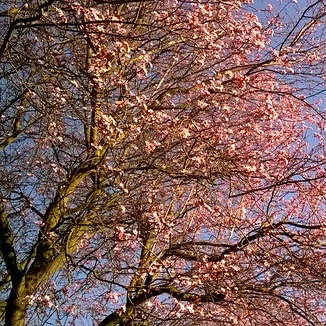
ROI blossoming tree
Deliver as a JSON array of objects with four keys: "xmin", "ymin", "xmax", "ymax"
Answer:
[{"xmin": 1, "ymin": 0, "xmax": 326, "ymax": 325}]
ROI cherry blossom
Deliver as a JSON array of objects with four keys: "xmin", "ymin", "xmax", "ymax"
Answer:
[{"xmin": 0, "ymin": 0, "xmax": 326, "ymax": 325}]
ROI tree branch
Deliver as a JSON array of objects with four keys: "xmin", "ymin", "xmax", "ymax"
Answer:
[
  {"xmin": 0, "ymin": 0, "xmax": 57, "ymax": 58},
  {"xmin": 0, "ymin": 199, "xmax": 21, "ymax": 281}
]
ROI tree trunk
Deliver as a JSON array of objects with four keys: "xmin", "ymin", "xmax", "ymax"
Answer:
[{"xmin": 4, "ymin": 280, "xmax": 27, "ymax": 326}]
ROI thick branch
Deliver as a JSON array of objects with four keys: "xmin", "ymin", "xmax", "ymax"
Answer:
[
  {"xmin": 0, "ymin": 200, "xmax": 21, "ymax": 280},
  {"xmin": 157, "ymin": 285, "xmax": 225, "ymax": 303},
  {"xmin": 99, "ymin": 284, "xmax": 224, "ymax": 326},
  {"xmin": 0, "ymin": 89, "xmax": 28, "ymax": 151},
  {"xmin": 24, "ymin": 185, "xmax": 104, "ymax": 295}
]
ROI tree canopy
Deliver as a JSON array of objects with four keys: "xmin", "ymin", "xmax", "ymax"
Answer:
[{"xmin": 1, "ymin": 0, "xmax": 326, "ymax": 325}]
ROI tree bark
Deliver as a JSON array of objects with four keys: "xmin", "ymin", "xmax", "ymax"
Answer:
[{"xmin": 4, "ymin": 280, "xmax": 27, "ymax": 326}]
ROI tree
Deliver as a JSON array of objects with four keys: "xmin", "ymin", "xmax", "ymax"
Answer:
[{"xmin": 1, "ymin": 0, "xmax": 326, "ymax": 324}]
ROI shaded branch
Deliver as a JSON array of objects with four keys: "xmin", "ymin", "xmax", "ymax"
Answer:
[
  {"xmin": 0, "ymin": 199, "xmax": 21, "ymax": 280},
  {"xmin": 99, "ymin": 284, "xmax": 225, "ymax": 326},
  {"xmin": 229, "ymin": 172, "xmax": 326, "ymax": 197},
  {"xmin": 0, "ymin": 0, "xmax": 57, "ymax": 58},
  {"xmin": 0, "ymin": 89, "xmax": 28, "ymax": 150},
  {"xmin": 167, "ymin": 221, "xmax": 324, "ymax": 262}
]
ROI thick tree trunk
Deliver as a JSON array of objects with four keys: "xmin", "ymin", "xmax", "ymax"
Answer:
[{"xmin": 4, "ymin": 280, "xmax": 27, "ymax": 326}]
